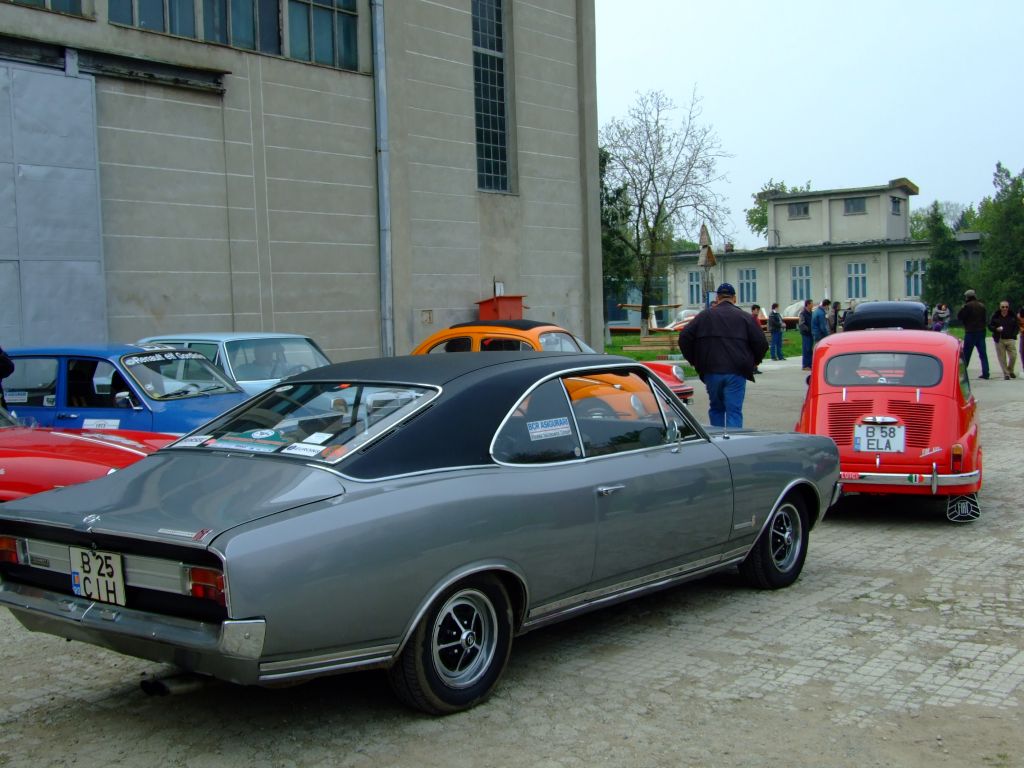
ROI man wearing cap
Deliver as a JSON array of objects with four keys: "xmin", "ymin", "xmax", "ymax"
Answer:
[
  {"xmin": 957, "ymin": 289, "xmax": 990, "ymax": 380},
  {"xmin": 678, "ymin": 282, "xmax": 768, "ymax": 429}
]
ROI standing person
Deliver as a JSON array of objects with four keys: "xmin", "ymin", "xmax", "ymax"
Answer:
[
  {"xmin": 798, "ymin": 299, "xmax": 814, "ymax": 370},
  {"xmin": 828, "ymin": 301, "xmax": 842, "ymax": 334},
  {"xmin": 931, "ymin": 302, "xmax": 951, "ymax": 332},
  {"xmin": 767, "ymin": 302, "xmax": 784, "ymax": 361},
  {"xmin": 750, "ymin": 304, "xmax": 765, "ymax": 374},
  {"xmin": 988, "ymin": 299, "xmax": 1018, "ymax": 379},
  {"xmin": 1018, "ymin": 306, "xmax": 1024, "ymax": 368},
  {"xmin": 0, "ymin": 344, "xmax": 13, "ymax": 411},
  {"xmin": 957, "ymin": 289, "xmax": 990, "ymax": 380},
  {"xmin": 678, "ymin": 283, "xmax": 768, "ymax": 429},
  {"xmin": 811, "ymin": 299, "xmax": 832, "ymax": 346}
]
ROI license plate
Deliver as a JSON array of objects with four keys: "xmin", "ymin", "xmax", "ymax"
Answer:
[
  {"xmin": 853, "ymin": 424, "xmax": 905, "ymax": 453},
  {"xmin": 69, "ymin": 547, "xmax": 127, "ymax": 606}
]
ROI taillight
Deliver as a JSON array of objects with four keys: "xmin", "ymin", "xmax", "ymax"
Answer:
[
  {"xmin": 0, "ymin": 535, "xmax": 26, "ymax": 565},
  {"xmin": 951, "ymin": 444, "xmax": 964, "ymax": 473},
  {"xmin": 187, "ymin": 566, "xmax": 226, "ymax": 605}
]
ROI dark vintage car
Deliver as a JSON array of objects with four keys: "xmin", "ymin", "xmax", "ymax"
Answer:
[
  {"xmin": 795, "ymin": 306, "xmax": 981, "ymax": 522},
  {"xmin": 0, "ymin": 353, "xmax": 839, "ymax": 713},
  {"xmin": 0, "ymin": 407, "xmax": 174, "ymax": 501}
]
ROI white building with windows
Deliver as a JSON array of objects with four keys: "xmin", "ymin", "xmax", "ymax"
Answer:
[
  {"xmin": 0, "ymin": 0, "xmax": 602, "ymax": 357},
  {"xmin": 668, "ymin": 178, "xmax": 931, "ymax": 312}
]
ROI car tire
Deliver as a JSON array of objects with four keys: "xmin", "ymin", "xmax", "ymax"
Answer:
[
  {"xmin": 740, "ymin": 497, "xmax": 808, "ymax": 590},
  {"xmin": 388, "ymin": 575, "xmax": 513, "ymax": 715}
]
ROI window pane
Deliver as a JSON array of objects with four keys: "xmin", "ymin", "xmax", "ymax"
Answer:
[
  {"xmin": 258, "ymin": 0, "xmax": 280, "ymax": 53},
  {"xmin": 12, "ymin": 0, "xmax": 46, "ymax": 8},
  {"xmin": 289, "ymin": 1, "xmax": 311, "ymax": 60},
  {"xmin": 231, "ymin": 0, "xmax": 256, "ymax": 49},
  {"xmin": 204, "ymin": 0, "xmax": 228, "ymax": 42},
  {"xmin": 337, "ymin": 0, "xmax": 355, "ymax": 8},
  {"xmin": 313, "ymin": 5, "xmax": 334, "ymax": 64},
  {"xmin": 493, "ymin": 379, "xmax": 579, "ymax": 464},
  {"xmin": 109, "ymin": 0, "xmax": 133, "ymax": 23},
  {"xmin": 3, "ymin": 358, "xmax": 58, "ymax": 407},
  {"xmin": 169, "ymin": 0, "xmax": 196, "ymax": 37},
  {"xmin": 138, "ymin": 0, "xmax": 165, "ymax": 30},
  {"xmin": 51, "ymin": 0, "xmax": 84, "ymax": 13},
  {"xmin": 337, "ymin": 11, "xmax": 357, "ymax": 69}
]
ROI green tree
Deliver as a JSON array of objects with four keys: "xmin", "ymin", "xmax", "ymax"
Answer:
[
  {"xmin": 744, "ymin": 179, "xmax": 811, "ymax": 239},
  {"xmin": 977, "ymin": 163, "xmax": 1024, "ymax": 305},
  {"xmin": 599, "ymin": 147, "xmax": 633, "ymax": 285},
  {"xmin": 911, "ymin": 201, "xmax": 967, "ymax": 240},
  {"xmin": 921, "ymin": 202, "xmax": 962, "ymax": 310},
  {"xmin": 909, "ymin": 209, "xmax": 928, "ymax": 240},
  {"xmin": 601, "ymin": 89, "xmax": 730, "ymax": 328}
]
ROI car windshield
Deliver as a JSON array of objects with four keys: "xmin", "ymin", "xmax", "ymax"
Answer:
[
  {"xmin": 825, "ymin": 352, "xmax": 942, "ymax": 387},
  {"xmin": 121, "ymin": 351, "xmax": 240, "ymax": 400},
  {"xmin": 170, "ymin": 381, "xmax": 438, "ymax": 463},
  {"xmin": 226, "ymin": 338, "xmax": 330, "ymax": 381}
]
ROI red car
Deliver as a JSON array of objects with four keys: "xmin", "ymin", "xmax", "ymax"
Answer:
[
  {"xmin": 795, "ymin": 323, "xmax": 981, "ymax": 522},
  {"xmin": 412, "ymin": 320, "xmax": 694, "ymax": 402},
  {"xmin": 0, "ymin": 408, "xmax": 174, "ymax": 501}
]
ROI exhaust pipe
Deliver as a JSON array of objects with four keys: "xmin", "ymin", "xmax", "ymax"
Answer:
[{"xmin": 140, "ymin": 673, "xmax": 207, "ymax": 697}]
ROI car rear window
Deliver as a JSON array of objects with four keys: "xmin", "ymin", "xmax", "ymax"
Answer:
[{"xmin": 825, "ymin": 353, "xmax": 942, "ymax": 387}]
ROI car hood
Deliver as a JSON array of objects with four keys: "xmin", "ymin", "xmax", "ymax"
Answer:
[
  {"xmin": 0, "ymin": 427, "xmax": 171, "ymax": 463},
  {"xmin": 0, "ymin": 451, "xmax": 346, "ymax": 546}
]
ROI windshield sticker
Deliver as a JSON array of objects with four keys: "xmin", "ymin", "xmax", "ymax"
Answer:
[
  {"xmin": 175, "ymin": 435, "xmax": 213, "ymax": 448},
  {"xmin": 527, "ymin": 417, "xmax": 572, "ymax": 441},
  {"xmin": 4, "ymin": 391, "xmax": 27, "ymax": 404},
  {"xmin": 249, "ymin": 429, "xmax": 276, "ymax": 439},
  {"xmin": 209, "ymin": 430, "xmax": 289, "ymax": 453},
  {"xmin": 43, "ymin": 394, "xmax": 56, "ymax": 407},
  {"xmin": 281, "ymin": 443, "xmax": 326, "ymax": 458},
  {"xmin": 320, "ymin": 445, "xmax": 349, "ymax": 462},
  {"xmin": 303, "ymin": 432, "xmax": 334, "ymax": 445},
  {"xmin": 83, "ymin": 418, "xmax": 120, "ymax": 429},
  {"xmin": 123, "ymin": 350, "xmax": 207, "ymax": 366}
]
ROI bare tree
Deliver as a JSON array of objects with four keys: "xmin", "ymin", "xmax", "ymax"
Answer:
[{"xmin": 600, "ymin": 89, "xmax": 730, "ymax": 328}]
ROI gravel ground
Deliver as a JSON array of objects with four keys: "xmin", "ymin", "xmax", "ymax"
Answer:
[{"xmin": 1, "ymin": 347, "xmax": 1021, "ymax": 767}]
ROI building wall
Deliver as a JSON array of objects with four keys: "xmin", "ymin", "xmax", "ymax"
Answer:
[{"xmin": 0, "ymin": 0, "xmax": 600, "ymax": 358}]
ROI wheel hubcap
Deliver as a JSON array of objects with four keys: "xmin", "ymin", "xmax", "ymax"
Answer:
[
  {"xmin": 769, "ymin": 504, "xmax": 802, "ymax": 572},
  {"xmin": 431, "ymin": 588, "xmax": 497, "ymax": 689}
]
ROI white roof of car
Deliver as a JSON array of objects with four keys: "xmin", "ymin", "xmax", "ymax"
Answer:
[{"xmin": 138, "ymin": 332, "xmax": 315, "ymax": 343}]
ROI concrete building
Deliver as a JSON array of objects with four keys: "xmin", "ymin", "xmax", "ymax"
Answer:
[
  {"xmin": 0, "ymin": 0, "xmax": 602, "ymax": 359},
  {"xmin": 669, "ymin": 179, "xmax": 931, "ymax": 312}
]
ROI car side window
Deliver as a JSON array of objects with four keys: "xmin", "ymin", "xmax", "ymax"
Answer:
[
  {"xmin": 493, "ymin": 378, "xmax": 581, "ymax": 463},
  {"xmin": 652, "ymin": 385, "xmax": 700, "ymax": 442},
  {"xmin": 188, "ymin": 343, "xmax": 219, "ymax": 362},
  {"xmin": 564, "ymin": 370, "xmax": 670, "ymax": 457},
  {"xmin": 538, "ymin": 332, "xmax": 582, "ymax": 352},
  {"xmin": 481, "ymin": 337, "xmax": 531, "ymax": 351},
  {"xmin": 428, "ymin": 337, "xmax": 472, "ymax": 353},
  {"xmin": 3, "ymin": 358, "xmax": 57, "ymax": 407},
  {"xmin": 67, "ymin": 359, "xmax": 121, "ymax": 409},
  {"xmin": 959, "ymin": 360, "xmax": 972, "ymax": 403}
]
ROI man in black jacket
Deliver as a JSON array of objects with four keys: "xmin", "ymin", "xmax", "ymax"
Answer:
[
  {"xmin": 678, "ymin": 283, "xmax": 768, "ymax": 429},
  {"xmin": 957, "ymin": 289, "xmax": 990, "ymax": 380},
  {"xmin": 988, "ymin": 299, "xmax": 1019, "ymax": 379}
]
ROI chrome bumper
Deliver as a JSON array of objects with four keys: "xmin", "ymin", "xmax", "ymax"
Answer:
[
  {"xmin": 839, "ymin": 469, "xmax": 981, "ymax": 495},
  {"xmin": 0, "ymin": 579, "xmax": 266, "ymax": 684}
]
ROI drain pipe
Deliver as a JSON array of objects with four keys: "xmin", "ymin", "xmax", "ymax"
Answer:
[{"xmin": 371, "ymin": 0, "xmax": 395, "ymax": 357}]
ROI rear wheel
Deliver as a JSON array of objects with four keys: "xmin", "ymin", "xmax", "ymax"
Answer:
[
  {"xmin": 388, "ymin": 575, "xmax": 512, "ymax": 715},
  {"xmin": 740, "ymin": 498, "xmax": 808, "ymax": 589}
]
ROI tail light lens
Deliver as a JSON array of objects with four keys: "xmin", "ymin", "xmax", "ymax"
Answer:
[
  {"xmin": 0, "ymin": 536, "xmax": 26, "ymax": 565},
  {"xmin": 951, "ymin": 444, "xmax": 964, "ymax": 473},
  {"xmin": 187, "ymin": 566, "xmax": 225, "ymax": 605}
]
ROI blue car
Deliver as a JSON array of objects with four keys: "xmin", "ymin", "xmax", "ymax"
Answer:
[{"xmin": 4, "ymin": 345, "xmax": 249, "ymax": 433}]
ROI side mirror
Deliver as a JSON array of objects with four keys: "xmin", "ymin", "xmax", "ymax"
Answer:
[{"xmin": 114, "ymin": 391, "xmax": 142, "ymax": 410}]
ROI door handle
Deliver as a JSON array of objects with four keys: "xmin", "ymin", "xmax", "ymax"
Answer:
[
  {"xmin": 57, "ymin": 412, "xmax": 80, "ymax": 419},
  {"xmin": 597, "ymin": 485, "xmax": 625, "ymax": 497}
]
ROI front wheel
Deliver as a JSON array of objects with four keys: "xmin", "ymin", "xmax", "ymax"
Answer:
[
  {"xmin": 388, "ymin": 575, "xmax": 513, "ymax": 715},
  {"xmin": 740, "ymin": 498, "xmax": 808, "ymax": 589}
]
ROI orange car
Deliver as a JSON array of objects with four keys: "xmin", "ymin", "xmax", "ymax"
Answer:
[{"xmin": 412, "ymin": 320, "xmax": 694, "ymax": 402}]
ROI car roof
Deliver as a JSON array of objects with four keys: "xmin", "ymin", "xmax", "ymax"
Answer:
[
  {"xmin": 8, "ymin": 344, "xmax": 168, "ymax": 357},
  {"xmin": 447, "ymin": 319, "xmax": 564, "ymax": 332},
  {"xmin": 841, "ymin": 301, "xmax": 928, "ymax": 331},
  {"xmin": 283, "ymin": 351, "xmax": 643, "ymax": 479},
  {"xmin": 137, "ymin": 332, "xmax": 314, "ymax": 343},
  {"xmin": 817, "ymin": 329, "xmax": 960, "ymax": 353}
]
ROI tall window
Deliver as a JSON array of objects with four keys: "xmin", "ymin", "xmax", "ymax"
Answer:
[
  {"xmin": 846, "ymin": 262, "xmax": 867, "ymax": 299},
  {"xmin": 12, "ymin": 0, "xmax": 84, "ymax": 14},
  {"xmin": 687, "ymin": 271, "xmax": 702, "ymax": 305},
  {"xmin": 891, "ymin": 197, "xmax": 902, "ymax": 215},
  {"xmin": 473, "ymin": 0, "xmax": 510, "ymax": 191},
  {"xmin": 288, "ymin": 0, "xmax": 357, "ymax": 68},
  {"xmin": 738, "ymin": 268, "xmax": 757, "ymax": 304},
  {"xmin": 791, "ymin": 265, "xmax": 811, "ymax": 301},
  {"xmin": 788, "ymin": 202, "xmax": 809, "ymax": 219},
  {"xmin": 905, "ymin": 259, "xmax": 926, "ymax": 297},
  {"xmin": 844, "ymin": 197, "xmax": 867, "ymax": 215}
]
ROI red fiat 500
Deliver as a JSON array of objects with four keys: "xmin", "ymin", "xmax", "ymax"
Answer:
[{"xmin": 795, "ymin": 327, "xmax": 982, "ymax": 522}]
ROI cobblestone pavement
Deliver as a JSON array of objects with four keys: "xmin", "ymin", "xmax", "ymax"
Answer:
[{"xmin": 1, "ymin": 347, "xmax": 1022, "ymax": 767}]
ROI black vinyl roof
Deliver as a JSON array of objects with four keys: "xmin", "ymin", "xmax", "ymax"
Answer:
[
  {"xmin": 843, "ymin": 301, "xmax": 928, "ymax": 331},
  {"xmin": 448, "ymin": 319, "xmax": 560, "ymax": 331},
  {"xmin": 285, "ymin": 352, "xmax": 641, "ymax": 479}
]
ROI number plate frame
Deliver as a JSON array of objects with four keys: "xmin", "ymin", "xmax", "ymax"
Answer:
[
  {"xmin": 69, "ymin": 547, "xmax": 127, "ymax": 606},
  {"xmin": 853, "ymin": 424, "xmax": 905, "ymax": 453}
]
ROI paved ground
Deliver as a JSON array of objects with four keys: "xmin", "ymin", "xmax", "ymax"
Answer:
[{"xmin": 1, "ymin": 346, "xmax": 1022, "ymax": 767}]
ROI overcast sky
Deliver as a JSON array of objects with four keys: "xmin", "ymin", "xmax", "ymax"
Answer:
[{"xmin": 594, "ymin": 0, "xmax": 1024, "ymax": 249}]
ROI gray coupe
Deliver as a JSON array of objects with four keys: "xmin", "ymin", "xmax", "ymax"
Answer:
[{"xmin": 0, "ymin": 352, "xmax": 839, "ymax": 714}]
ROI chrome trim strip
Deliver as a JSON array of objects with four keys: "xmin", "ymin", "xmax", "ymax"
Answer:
[
  {"xmin": 258, "ymin": 644, "xmax": 398, "ymax": 681},
  {"xmin": 49, "ymin": 431, "xmax": 150, "ymax": 457},
  {"xmin": 721, "ymin": 545, "xmax": 749, "ymax": 561},
  {"xmin": 839, "ymin": 470, "xmax": 979, "ymax": 489}
]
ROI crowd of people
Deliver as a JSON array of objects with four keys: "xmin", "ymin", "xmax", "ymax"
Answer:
[{"xmin": 953, "ymin": 289, "xmax": 1024, "ymax": 381}]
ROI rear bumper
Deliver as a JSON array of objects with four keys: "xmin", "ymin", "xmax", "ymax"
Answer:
[{"xmin": 839, "ymin": 468, "xmax": 980, "ymax": 495}]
